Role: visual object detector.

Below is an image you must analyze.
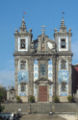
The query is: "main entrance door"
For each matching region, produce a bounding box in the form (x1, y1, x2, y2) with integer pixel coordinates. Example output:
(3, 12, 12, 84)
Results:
(39, 86, 48, 102)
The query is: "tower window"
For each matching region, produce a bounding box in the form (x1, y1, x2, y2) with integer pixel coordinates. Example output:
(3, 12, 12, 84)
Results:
(20, 61, 26, 70)
(21, 83, 26, 92)
(61, 39, 66, 48)
(20, 39, 26, 49)
(61, 60, 66, 69)
(61, 82, 67, 92)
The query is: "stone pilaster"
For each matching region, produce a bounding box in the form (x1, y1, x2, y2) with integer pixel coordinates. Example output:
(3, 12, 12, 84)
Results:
(68, 57, 72, 95)
(15, 58, 18, 96)
(52, 56, 56, 96)
(28, 57, 34, 96)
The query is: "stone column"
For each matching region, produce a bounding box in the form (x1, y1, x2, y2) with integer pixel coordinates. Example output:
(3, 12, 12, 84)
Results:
(68, 57, 72, 95)
(52, 56, 56, 96)
(15, 58, 18, 96)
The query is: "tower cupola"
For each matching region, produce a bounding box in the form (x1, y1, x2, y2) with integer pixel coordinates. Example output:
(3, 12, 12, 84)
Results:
(20, 17, 27, 32)
(60, 18, 66, 32)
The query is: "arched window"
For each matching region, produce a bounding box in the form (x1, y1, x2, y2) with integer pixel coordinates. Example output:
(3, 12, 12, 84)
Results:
(61, 60, 66, 69)
(20, 39, 26, 49)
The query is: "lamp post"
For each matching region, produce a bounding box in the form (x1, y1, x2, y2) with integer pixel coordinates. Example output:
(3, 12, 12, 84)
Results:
(49, 102, 55, 115)
(18, 108, 21, 113)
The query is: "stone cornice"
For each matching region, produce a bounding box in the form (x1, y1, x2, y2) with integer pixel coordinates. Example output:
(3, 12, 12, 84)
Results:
(14, 51, 73, 57)
(57, 51, 73, 56)
(14, 32, 32, 37)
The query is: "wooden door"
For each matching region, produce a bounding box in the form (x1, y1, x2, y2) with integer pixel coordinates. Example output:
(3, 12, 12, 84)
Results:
(39, 86, 47, 102)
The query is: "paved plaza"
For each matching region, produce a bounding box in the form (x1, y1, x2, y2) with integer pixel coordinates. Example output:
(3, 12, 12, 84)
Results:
(20, 114, 77, 120)
(20, 114, 66, 120)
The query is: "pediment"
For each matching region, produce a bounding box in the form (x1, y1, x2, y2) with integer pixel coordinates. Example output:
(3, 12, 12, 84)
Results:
(33, 34, 56, 53)
(34, 77, 53, 85)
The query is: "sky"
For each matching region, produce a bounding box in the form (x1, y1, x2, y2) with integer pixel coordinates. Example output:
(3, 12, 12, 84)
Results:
(0, 0, 78, 87)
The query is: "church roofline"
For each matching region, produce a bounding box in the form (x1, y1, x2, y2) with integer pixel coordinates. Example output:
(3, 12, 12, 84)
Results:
(38, 33, 48, 38)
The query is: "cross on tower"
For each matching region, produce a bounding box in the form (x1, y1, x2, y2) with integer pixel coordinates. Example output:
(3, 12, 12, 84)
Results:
(62, 11, 65, 18)
(41, 25, 46, 34)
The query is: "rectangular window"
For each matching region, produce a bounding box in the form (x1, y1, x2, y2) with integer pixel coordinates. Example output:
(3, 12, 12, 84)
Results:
(20, 39, 26, 49)
(61, 82, 66, 92)
(21, 83, 26, 92)
(40, 64, 46, 76)
(61, 39, 66, 48)
(20, 61, 26, 70)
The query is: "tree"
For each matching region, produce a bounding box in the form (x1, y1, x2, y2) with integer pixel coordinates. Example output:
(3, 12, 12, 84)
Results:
(28, 95, 35, 103)
(53, 96, 60, 103)
(0, 86, 6, 112)
(0, 87, 7, 102)
(67, 96, 75, 102)
(16, 96, 22, 103)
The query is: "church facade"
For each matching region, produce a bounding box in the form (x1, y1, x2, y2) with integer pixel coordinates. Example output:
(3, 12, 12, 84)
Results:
(14, 17, 73, 102)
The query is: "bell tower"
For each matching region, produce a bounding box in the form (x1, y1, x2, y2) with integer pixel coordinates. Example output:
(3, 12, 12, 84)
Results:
(15, 17, 32, 52)
(54, 18, 72, 52)
(14, 17, 33, 102)
(54, 17, 72, 101)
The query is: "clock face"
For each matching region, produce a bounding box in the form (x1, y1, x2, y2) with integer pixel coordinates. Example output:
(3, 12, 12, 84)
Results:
(47, 42, 53, 49)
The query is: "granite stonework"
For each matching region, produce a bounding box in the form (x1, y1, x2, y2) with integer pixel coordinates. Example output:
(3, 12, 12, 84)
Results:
(14, 17, 73, 102)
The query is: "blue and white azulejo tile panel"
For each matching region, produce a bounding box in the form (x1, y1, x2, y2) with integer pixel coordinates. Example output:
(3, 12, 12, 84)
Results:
(34, 60, 38, 81)
(58, 70, 69, 83)
(18, 71, 28, 83)
(34, 84, 37, 96)
(59, 84, 68, 96)
(49, 85, 53, 97)
(48, 59, 53, 81)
